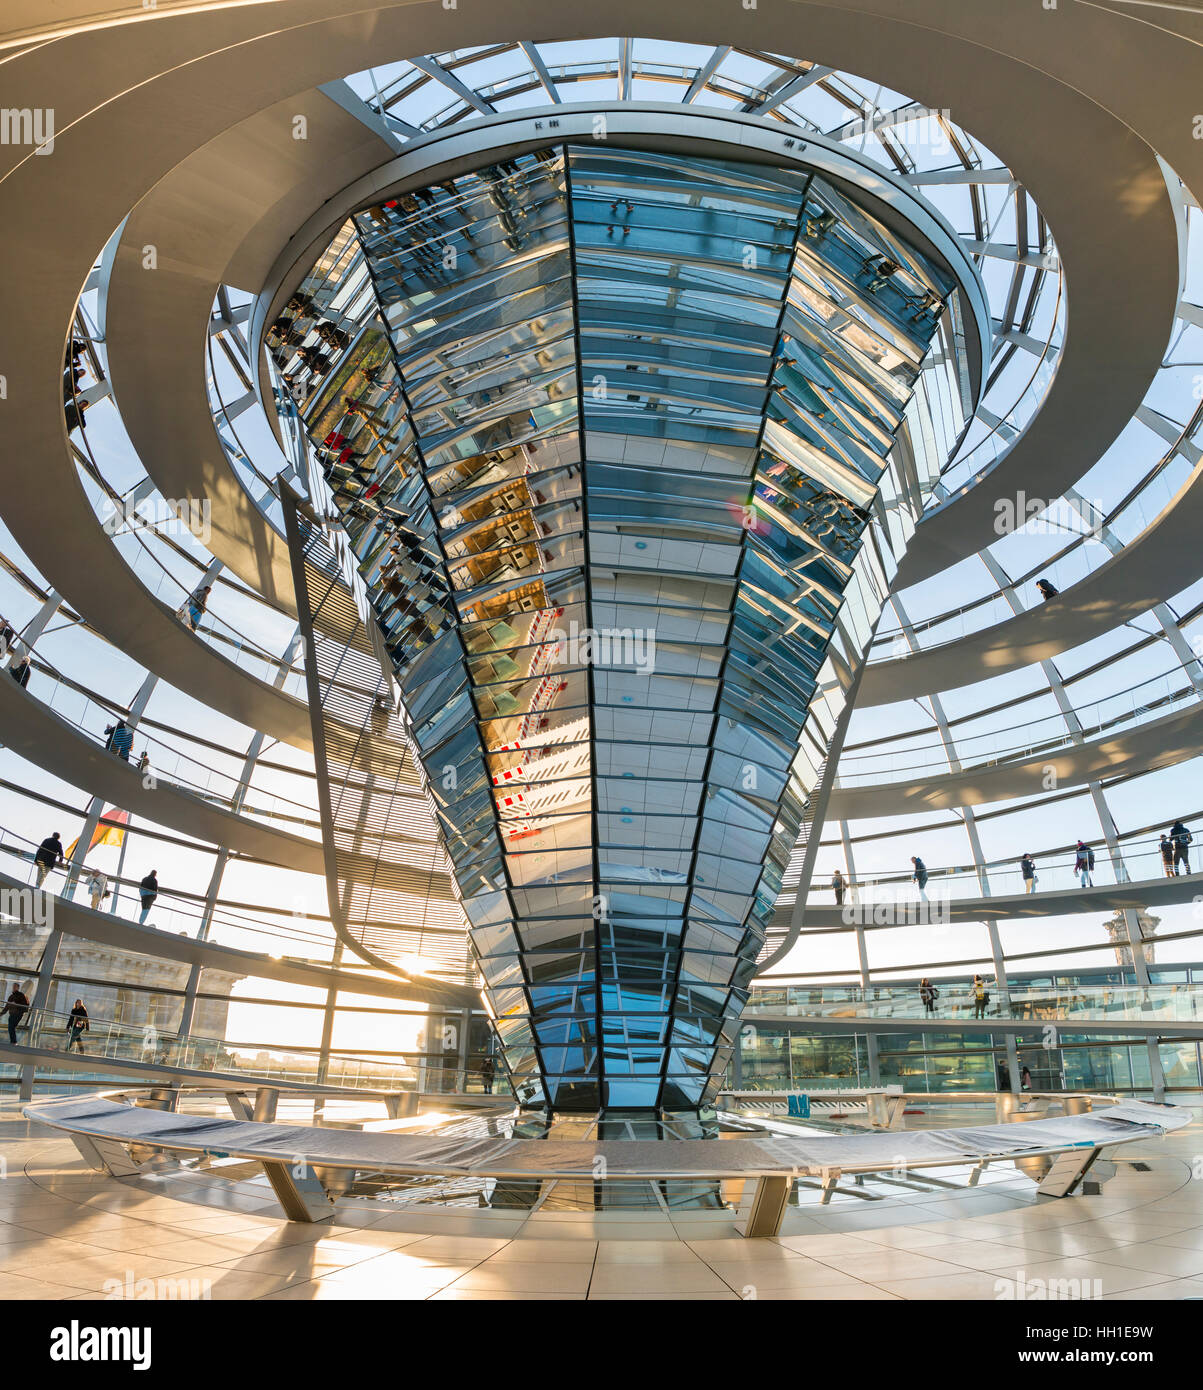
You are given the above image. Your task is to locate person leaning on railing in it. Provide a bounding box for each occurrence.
[34,831,64,887]
[1170,820,1193,875]
[66,999,89,1054]
[1,984,29,1044]
[138,870,158,924]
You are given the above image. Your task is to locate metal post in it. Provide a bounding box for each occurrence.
[735,1174,793,1237]
[983,918,1021,1088]
[840,822,880,1085]
[9,592,62,669]
[19,926,66,1099]
[314,941,344,1118]
[63,671,158,899]
[457,1007,471,1093]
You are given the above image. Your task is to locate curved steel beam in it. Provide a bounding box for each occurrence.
[768,872,1203,932]
[0,669,325,871]
[0,1,1184,700]
[827,697,1203,819]
[861,442,1203,704]
[104,85,396,613]
[0,869,474,1007]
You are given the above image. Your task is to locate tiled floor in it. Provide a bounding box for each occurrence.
[2,1107,1201,1300]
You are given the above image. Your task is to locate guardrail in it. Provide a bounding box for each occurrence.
[745,981,1203,1026]
[3,1005,420,1092]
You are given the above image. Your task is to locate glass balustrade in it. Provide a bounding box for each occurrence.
[20,650,321,834]
[791,841,1194,903]
[8,1005,421,1090]
[834,665,1202,786]
[746,981,1203,1024]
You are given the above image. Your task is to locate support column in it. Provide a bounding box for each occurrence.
[8,591,62,669]
[1088,782,1155,990]
[981,551,1165,1095]
[457,1007,471,1094]
[178,625,303,1095]
[314,942,344,1118]
[985,919,1020,1089]
[19,927,62,1099]
[844,822,880,1084]
[63,671,158,899]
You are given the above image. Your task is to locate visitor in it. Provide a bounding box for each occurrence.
[65,998,89,1054]
[86,868,108,911]
[804,209,838,239]
[136,750,150,777]
[972,975,989,1019]
[9,655,30,688]
[1074,840,1095,888]
[1160,833,1175,878]
[832,868,846,906]
[1021,1065,1033,1092]
[34,831,64,888]
[139,869,159,924]
[864,255,900,293]
[911,855,928,900]
[104,718,133,761]
[1035,577,1059,601]
[1,984,29,1045]
[997,1061,1011,1092]
[480,1053,494,1095]
[370,695,391,736]
[919,978,938,1015]
[1170,820,1192,875]
[1020,852,1037,893]
[63,397,88,433]
[185,583,211,632]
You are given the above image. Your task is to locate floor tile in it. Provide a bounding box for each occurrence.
[443,1260,594,1294]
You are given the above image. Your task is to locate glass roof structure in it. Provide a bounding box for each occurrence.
[4,7,1203,1148]
[342,39,1060,507]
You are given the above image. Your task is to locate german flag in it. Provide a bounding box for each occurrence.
[66,807,130,860]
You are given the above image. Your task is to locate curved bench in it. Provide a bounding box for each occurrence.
[26,1089,1189,1234]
